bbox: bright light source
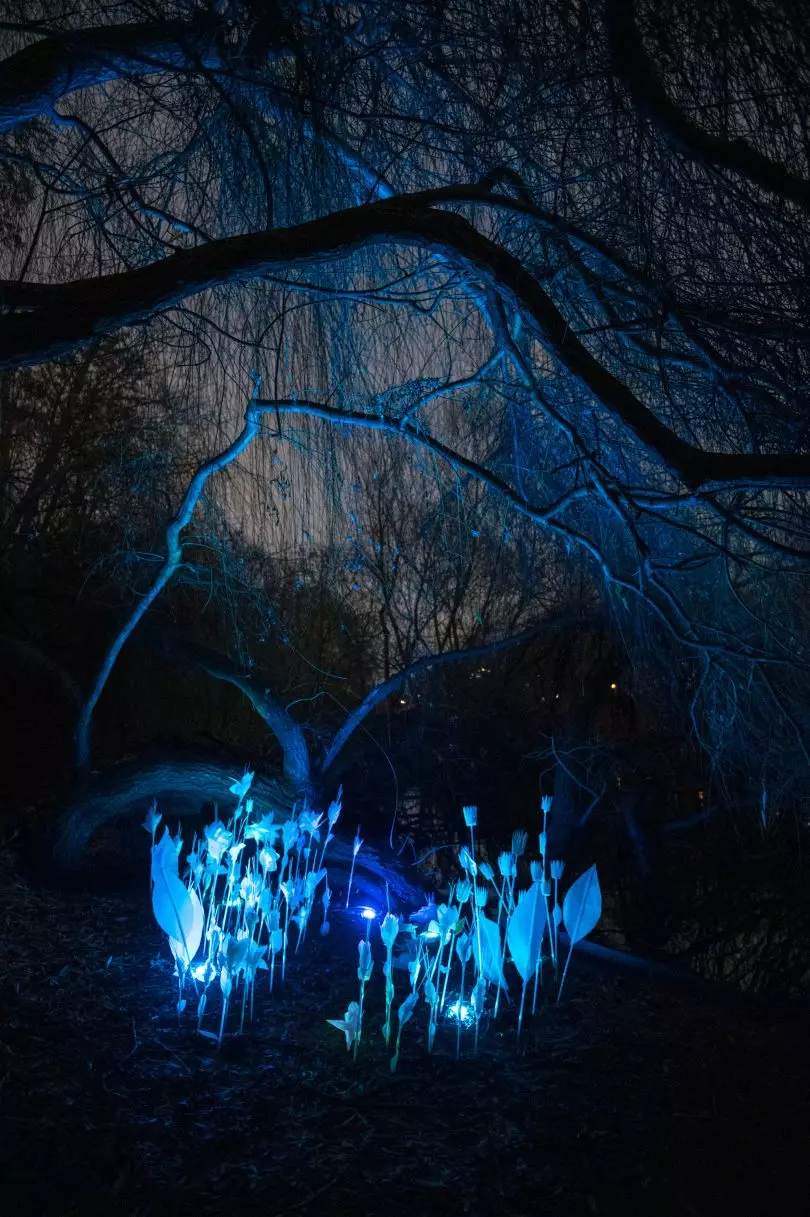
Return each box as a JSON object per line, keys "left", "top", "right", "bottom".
{"left": 359, "top": 906, "right": 377, "bottom": 920}
{"left": 610, "top": 682, "right": 617, "bottom": 690}
{"left": 444, "top": 998, "right": 476, "bottom": 1025}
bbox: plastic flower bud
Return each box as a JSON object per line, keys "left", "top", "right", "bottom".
{"left": 437, "top": 903, "right": 459, "bottom": 939}
{"left": 227, "top": 842, "right": 245, "bottom": 867}
{"left": 479, "top": 860, "right": 495, "bottom": 882}
{"left": 538, "top": 831, "right": 547, "bottom": 858}
{"left": 462, "top": 804, "right": 478, "bottom": 828}
{"left": 553, "top": 904, "right": 562, "bottom": 926}
{"left": 456, "top": 932, "right": 473, "bottom": 964}
{"left": 327, "top": 1000, "right": 360, "bottom": 1050}
{"left": 229, "top": 770, "right": 254, "bottom": 801}
{"left": 281, "top": 819, "right": 300, "bottom": 851}
{"left": 205, "top": 820, "right": 232, "bottom": 863}
{"left": 381, "top": 912, "right": 399, "bottom": 950}
{"left": 475, "top": 886, "right": 488, "bottom": 908}
{"left": 357, "top": 939, "right": 374, "bottom": 982}
{"left": 456, "top": 879, "right": 472, "bottom": 904}
{"left": 541, "top": 877, "right": 552, "bottom": 897}
{"left": 398, "top": 991, "right": 419, "bottom": 1028}
{"left": 258, "top": 846, "right": 279, "bottom": 873}
{"left": 550, "top": 859, "right": 566, "bottom": 880}
{"left": 328, "top": 787, "right": 343, "bottom": 827}
{"left": 245, "top": 813, "right": 277, "bottom": 843}
{"left": 223, "top": 934, "right": 249, "bottom": 974}
{"left": 353, "top": 828, "right": 363, "bottom": 856}
{"left": 459, "top": 846, "right": 478, "bottom": 875}
{"left": 541, "top": 794, "right": 553, "bottom": 814}
{"left": 511, "top": 830, "right": 528, "bottom": 858}
{"left": 298, "top": 809, "right": 322, "bottom": 836}
{"left": 240, "top": 872, "right": 261, "bottom": 903}
{"left": 530, "top": 860, "right": 543, "bottom": 882}
{"left": 141, "top": 802, "right": 162, "bottom": 836}
{"left": 498, "top": 851, "right": 515, "bottom": 879}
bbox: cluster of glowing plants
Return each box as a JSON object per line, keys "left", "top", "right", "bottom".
{"left": 328, "top": 798, "right": 602, "bottom": 1068}
{"left": 145, "top": 772, "right": 341, "bottom": 1043}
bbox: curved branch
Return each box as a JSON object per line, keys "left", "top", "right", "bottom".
{"left": 264, "top": 399, "right": 804, "bottom": 663}
{"left": 255, "top": 396, "right": 590, "bottom": 528}
{"left": 3, "top": 190, "right": 809, "bottom": 489}
{"left": 0, "top": 18, "right": 227, "bottom": 131}
{"left": 603, "top": 0, "right": 810, "bottom": 212}
{"left": 142, "top": 631, "right": 311, "bottom": 792}
{"left": 320, "top": 622, "right": 548, "bottom": 775}
{"left": 75, "top": 395, "right": 280, "bottom": 774}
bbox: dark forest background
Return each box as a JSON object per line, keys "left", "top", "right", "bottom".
{"left": 3, "top": 0, "right": 810, "bottom": 997}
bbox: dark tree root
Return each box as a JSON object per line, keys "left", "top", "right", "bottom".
{"left": 53, "top": 754, "right": 424, "bottom": 909}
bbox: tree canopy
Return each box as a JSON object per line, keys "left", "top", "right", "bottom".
{"left": 2, "top": 0, "right": 810, "bottom": 807}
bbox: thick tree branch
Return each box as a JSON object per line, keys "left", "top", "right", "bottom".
{"left": 3, "top": 190, "right": 809, "bottom": 489}
{"left": 603, "top": 0, "right": 810, "bottom": 212}
{"left": 142, "top": 631, "right": 311, "bottom": 792}
{"left": 75, "top": 395, "right": 281, "bottom": 774}
{"left": 263, "top": 400, "right": 807, "bottom": 664}
{"left": 0, "top": 18, "right": 230, "bottom": 131}
{"left": 319, "top": 622, "right": 548, "bottom": 774}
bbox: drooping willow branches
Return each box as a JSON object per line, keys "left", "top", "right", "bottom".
{"left": 2, "top": 0, "right": 810, "bottom": 795}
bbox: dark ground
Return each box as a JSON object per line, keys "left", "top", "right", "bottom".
{"left": 2, "top": 842, "right": 809, "bottom": 1217}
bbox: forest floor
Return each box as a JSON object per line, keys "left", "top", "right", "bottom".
{"left": 2, "top": 844, "right": 809, "bottom": 1217}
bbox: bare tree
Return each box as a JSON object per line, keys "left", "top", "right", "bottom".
{"left": 2, "top": 0, "right": 810, "bottom": 849}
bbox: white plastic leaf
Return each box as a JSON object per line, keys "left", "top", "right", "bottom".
{"left": 168, "top": 887, "right": 204, "bottom": 967}
{"left": 561, "top": 864, "right": 602, "bottom": 945}
{"left": 327, "top": 1001, "right": 360, "bottom": 1049}
{"left": 506, "top": 885, "right": 546, "bottom": 981}
{"left": 397, "top": 991, "right": 419, "bottom": 1028}
{"left": 151, "top": 832, "right": 200, "bottom": 961}
{"left": 472, "top": 915, "right": 507, "bottom": 988}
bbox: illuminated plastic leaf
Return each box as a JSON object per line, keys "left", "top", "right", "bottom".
{"left": 168, "top": 887, "right": 203, "bottom": 968}
{"left": 472, "top": 914, "right": 506, "bottom": 988}
{"left": 141, "top": 802, "right": 161, "bottom": 836}
{"left": 357, "top": 939, "right": 374, "bottom": 982}
{"left": 562, "top": 864, "right": 602, "bottom": 944}
{"left": 380, "top": 913, "right": 399, "bottom": 950}
{"left": 229, "top": 770, "right": 254, "bottom": 800}
{"left": 151, "top": 831, "right": 201, "bottom": 964}
{"left": 456, "top": 932, "right": 473, "bottom": 965}
{"left": 397, "top": 991, "right": 419, "bottom": 1028}
{"left": 327, "top": 1000, "right": 361, "bottom": 1050}
{"left": 506, "top": 885, "right": 546, "bottom": 981}
{"left": 224, "top": 934, "right": 249, "bottom": 974}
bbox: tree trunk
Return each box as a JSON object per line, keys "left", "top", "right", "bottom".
{"left": 51, "top": 754, "right": 425, "bottom": 908}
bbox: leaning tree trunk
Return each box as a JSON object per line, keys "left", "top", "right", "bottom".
{"left": 53, "top": 756, "right": 293, "bottom": 866}
{"left": 52, "top": 754, "right": 424, "bottom": 908}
